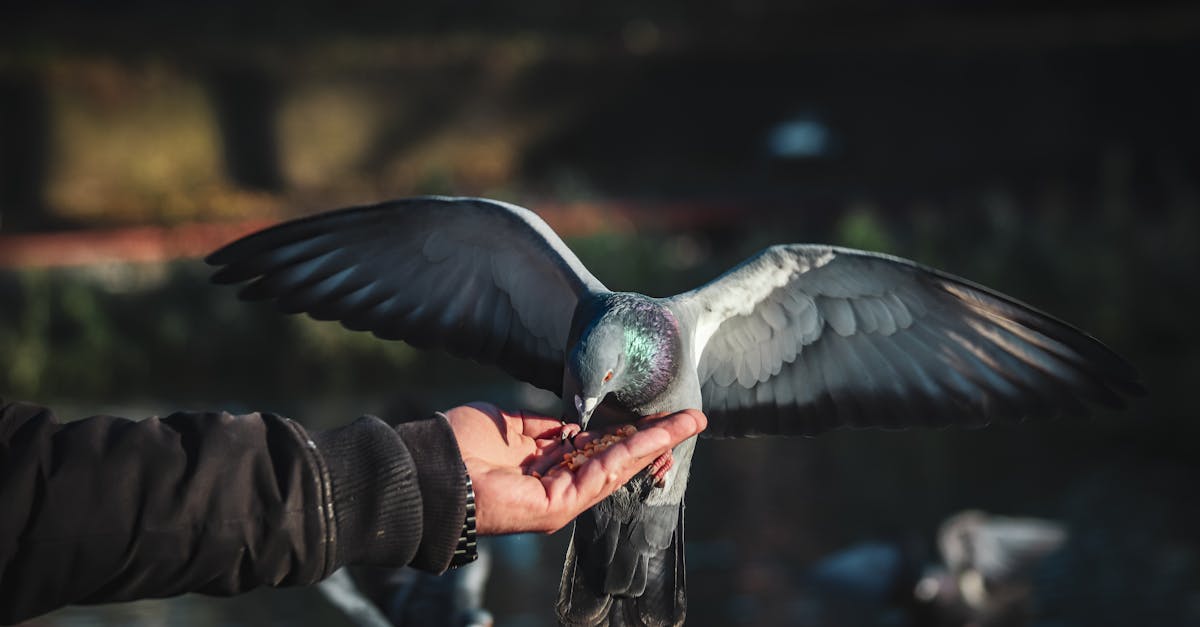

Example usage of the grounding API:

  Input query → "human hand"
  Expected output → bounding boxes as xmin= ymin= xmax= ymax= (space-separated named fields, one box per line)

xmin=442 ymin=403 xmax=706 ymax=535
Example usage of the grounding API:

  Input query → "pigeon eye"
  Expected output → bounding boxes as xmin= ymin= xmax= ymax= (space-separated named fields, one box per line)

xmin=603 ymin=370 xmax=613 ymax=382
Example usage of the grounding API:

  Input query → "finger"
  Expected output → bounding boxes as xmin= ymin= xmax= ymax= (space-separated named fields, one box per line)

xmin=516 ymin=410 xmax=571 ymax=439
xmin=547 ymin=410 xmax=707 ymax=512
xmin=551 ymin=435 xmax=669 ymax=513
xmin=635 ymin=409 xmax=696 ymax=425
xmin=533 ymin=420 xmax=654 ymax=467
xmin=530 ymin=443 xmax=573 ymax=476
xmin=564 ymin=430 xmax=602 ymax=449
xmin=530 ymin=435 xmax=599 ymax=476
xmin=623 ymin=409 xmax=707 ymax=456
xmin=556 ymin=417 xmax=663 ymax=449
xmin=588 ymin=409 xmax=706 ymax=479
xmin=533 ymin=410 xmax=707 ymax=484
xmin=563 ymin=426 xmax=638 ymax=454
xmin=527 ymin=435 xmax=590 ymax=476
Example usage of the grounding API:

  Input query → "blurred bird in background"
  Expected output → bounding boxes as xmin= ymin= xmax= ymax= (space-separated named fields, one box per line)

xmin=790 ymin=511 xmax=1068 ymax=627
xmin=916 ymin=511 xmax=1067 ymax=627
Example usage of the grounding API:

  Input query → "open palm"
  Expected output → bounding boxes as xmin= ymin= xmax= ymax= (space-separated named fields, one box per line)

xmin=442 ymin=403 xmax=706 ymax=535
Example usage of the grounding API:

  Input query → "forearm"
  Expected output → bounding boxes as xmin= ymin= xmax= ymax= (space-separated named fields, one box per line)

xmin=0 ymin=401 xmax=465 ymax=624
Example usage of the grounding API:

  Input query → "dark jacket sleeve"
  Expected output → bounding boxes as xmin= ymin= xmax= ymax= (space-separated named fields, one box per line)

xmin=0 ymin=400 xmax=467 ymax=625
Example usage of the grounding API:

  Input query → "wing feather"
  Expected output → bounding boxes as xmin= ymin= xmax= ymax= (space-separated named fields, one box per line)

xmin=208 ymin=197 xmax=608 ymax=392
xmin=670 ymin=245 xmax=1142 ymax=438
xmin=850 ymin=297 xmax=879 ymax=334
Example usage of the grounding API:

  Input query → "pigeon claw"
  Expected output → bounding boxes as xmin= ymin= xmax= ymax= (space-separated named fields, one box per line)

xmin=559 ymin=421 xmax=582 ymax=448
xmin=649 ymin=451 xmax=673 ymax=488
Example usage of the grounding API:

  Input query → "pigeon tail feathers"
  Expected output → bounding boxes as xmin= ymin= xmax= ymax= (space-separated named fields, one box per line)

xmin=557 ymin=501 xmax=686 ymax=627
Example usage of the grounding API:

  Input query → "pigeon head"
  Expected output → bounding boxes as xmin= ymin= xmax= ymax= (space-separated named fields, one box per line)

xmin=566 ymin=295 xmax=682 ymax=428
xmin=567 ymin=321 xmax=624 ymax=427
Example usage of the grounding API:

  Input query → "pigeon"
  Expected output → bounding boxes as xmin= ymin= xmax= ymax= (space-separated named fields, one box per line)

xmin=915 ymin=511 xmax=1069 ymax=627
xmin=206 ymin=196 xmax=1143 ymax=627
xmin=935 ymin=510 xmax=1068 ymax=601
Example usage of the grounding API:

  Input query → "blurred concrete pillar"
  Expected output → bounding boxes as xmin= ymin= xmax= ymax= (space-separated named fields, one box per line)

xmin=207 ymin=65 xmax=284 ymax=191
xmin=0 ymin=71 xmax=50 ymax=231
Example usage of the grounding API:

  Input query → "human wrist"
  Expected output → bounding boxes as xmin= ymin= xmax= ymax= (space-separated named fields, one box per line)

xmin=309 ymin=416 xmax=423 ymax=571
xmin=393 ymin=413 xmax=469 ymax=572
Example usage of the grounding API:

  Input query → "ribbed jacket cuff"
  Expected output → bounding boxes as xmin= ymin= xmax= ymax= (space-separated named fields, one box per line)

xmin=394 ymin=413 xmax=467 ymax=573
xmin=310 ymin=416 xmax=423 ymax=571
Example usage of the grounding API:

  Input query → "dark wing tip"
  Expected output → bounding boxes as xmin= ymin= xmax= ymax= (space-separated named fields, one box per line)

xmin=209 ymin=263 xmax=245 ymax=285
xmin=925 ymin=274 xmax=1145 ymax=407
xmin=204 ymin=241 xmax=239 ymax=267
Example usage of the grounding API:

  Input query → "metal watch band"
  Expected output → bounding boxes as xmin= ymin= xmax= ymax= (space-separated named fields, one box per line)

xmin=450 ymin=472 xmax=478 ymax=567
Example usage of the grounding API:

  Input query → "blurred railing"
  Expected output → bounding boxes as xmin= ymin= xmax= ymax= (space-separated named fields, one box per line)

xmin=0 ymin=201 xmax=745 ymax=269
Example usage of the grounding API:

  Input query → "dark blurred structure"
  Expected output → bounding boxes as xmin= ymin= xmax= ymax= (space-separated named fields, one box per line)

xmin=343 ymin=551 xmax=494 ymax=627
xmin=1 ymin=2 xmax=1198 ymax=626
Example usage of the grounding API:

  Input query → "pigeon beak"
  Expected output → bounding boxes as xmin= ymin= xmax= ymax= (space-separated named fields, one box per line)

xmin=573 ymin=394 xmax=600 ymax=427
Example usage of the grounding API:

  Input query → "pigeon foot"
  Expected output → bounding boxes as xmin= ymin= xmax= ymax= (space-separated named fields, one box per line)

xmin=559 ymin=421 xmax=582 ymax=447
xmin=649 ymin=451 xmax=673 ymax=488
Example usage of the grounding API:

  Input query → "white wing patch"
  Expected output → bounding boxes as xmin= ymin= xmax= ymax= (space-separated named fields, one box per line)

xmin=690 ymin=246 xmax=834 ymax=361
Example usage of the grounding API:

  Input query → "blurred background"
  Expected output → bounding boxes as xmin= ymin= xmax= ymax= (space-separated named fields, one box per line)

xmin=2 ymin=1 xmax=1198 ymax=626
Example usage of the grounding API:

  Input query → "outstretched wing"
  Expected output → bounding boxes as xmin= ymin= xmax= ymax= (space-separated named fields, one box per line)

xmin=671 ymin=245 xmax=1143 ymax=438
xmin=208 ymin=196 xmax=608 ymax=393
